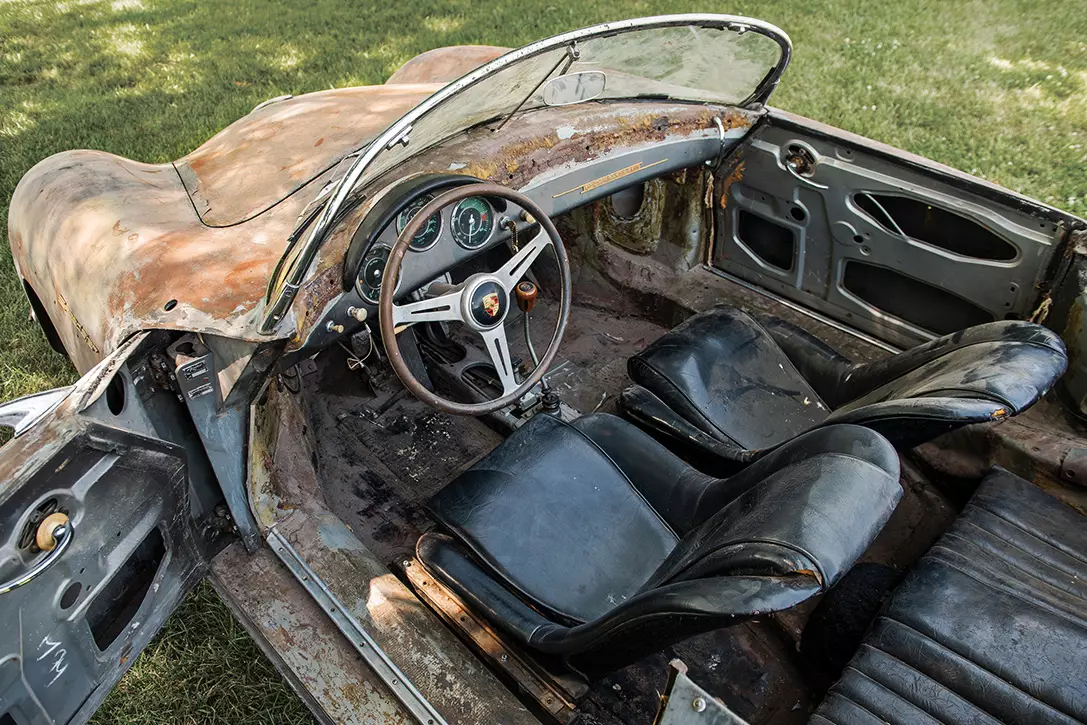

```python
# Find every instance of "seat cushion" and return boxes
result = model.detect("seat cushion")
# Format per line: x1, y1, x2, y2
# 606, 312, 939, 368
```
834, 320, 1068, 415
812, 468, 1087, 725
427, 413, 678, 623
629, 307, 829, 450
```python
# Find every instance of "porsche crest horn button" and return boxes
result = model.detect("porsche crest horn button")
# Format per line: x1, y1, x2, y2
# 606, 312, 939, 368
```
469, 281, 507, 327
482, 292, 501, 318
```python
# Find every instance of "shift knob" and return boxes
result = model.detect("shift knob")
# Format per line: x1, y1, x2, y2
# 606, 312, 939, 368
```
515, 281, 538, 312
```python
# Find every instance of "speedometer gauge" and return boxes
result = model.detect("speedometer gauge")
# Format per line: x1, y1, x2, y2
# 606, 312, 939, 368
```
395, 194, 442, 252
451, 197, 494, 250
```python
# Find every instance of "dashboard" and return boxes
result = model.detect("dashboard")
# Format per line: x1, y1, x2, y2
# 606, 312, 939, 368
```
343, 174, 537, 309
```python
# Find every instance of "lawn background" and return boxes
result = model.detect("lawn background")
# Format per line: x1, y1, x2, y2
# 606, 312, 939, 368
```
1, 0, 1084, 722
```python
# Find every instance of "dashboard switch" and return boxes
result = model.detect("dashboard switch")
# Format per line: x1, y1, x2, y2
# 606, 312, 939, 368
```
326, 320, 345, 334
347, 306, 368, 323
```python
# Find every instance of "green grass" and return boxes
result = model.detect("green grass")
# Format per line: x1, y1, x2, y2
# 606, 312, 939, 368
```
1, 0, 1084, 721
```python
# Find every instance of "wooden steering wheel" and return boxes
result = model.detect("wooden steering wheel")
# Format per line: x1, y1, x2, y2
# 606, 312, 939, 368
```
378, 183, 571, 415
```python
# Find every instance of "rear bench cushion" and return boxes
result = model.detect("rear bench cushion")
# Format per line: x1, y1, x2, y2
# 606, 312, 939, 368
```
812, 467, 1087, 725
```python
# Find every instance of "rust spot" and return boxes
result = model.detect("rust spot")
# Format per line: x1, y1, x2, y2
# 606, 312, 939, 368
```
719, 160, 746, 208
315, 137, 324, 147
112, 220, 130, 236
992, 408, 1009, 419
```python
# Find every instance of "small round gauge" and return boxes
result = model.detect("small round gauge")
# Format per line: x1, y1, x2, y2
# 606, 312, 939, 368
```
451, 197, 494, 250
356, 245, 400, 304
395, 194, 442, 252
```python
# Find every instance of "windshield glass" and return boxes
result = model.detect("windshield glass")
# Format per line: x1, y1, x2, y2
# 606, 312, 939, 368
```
362, 24, 785, 186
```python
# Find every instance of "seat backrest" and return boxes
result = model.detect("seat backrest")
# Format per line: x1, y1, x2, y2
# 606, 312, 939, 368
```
643, 425, 903, 592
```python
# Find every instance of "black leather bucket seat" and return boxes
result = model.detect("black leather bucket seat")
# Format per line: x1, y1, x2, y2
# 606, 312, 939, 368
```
416, 413, 902, 673
620, 307, 1067, 467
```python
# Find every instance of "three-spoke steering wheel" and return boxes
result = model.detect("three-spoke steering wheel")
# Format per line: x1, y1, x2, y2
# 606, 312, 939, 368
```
378, 183, 571, 415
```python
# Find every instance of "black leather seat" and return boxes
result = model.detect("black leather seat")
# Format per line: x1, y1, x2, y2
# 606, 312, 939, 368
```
417, 413, 902, 673
812, 467, 1087, 725
620, 307, 1067, 467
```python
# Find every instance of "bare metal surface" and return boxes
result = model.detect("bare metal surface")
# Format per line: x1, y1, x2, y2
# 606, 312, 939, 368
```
267, 528, 447, 725
654, 660, 750, 725
176, 85, 441, 227
914, 396, 1087, 513
253, 382, 540, 724
405, 558, 580, 723
6, 86, 432, 374
385, 47, 509, 85
9, 150, 299, 373
0, 332, 148, 491
210, 541, 413, 725
274, 509, 541, 725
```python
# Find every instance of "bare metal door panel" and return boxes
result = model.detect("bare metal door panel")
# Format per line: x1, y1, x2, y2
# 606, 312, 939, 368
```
713, 109, 1082, 348
0, 336, 210, 724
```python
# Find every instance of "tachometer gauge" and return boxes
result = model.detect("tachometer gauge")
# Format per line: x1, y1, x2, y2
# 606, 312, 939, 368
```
356, 245, 399, 304
395, 194, 442, 252
451, 197, 494, 250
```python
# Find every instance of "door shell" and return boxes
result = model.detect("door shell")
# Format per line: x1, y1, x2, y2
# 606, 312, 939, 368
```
0, 333, 216, 725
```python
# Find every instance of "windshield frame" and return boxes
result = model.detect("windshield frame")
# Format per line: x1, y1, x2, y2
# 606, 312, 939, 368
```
259, 14, 791, 334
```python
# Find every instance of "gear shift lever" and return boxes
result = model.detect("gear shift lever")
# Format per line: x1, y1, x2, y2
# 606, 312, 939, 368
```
515, 281, 560, 414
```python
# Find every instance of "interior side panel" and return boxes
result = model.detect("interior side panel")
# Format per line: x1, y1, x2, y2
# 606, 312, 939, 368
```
713, 112, 1068, 348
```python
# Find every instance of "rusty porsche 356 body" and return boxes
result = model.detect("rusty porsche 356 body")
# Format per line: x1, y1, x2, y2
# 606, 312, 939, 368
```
3, 14, 1087, 725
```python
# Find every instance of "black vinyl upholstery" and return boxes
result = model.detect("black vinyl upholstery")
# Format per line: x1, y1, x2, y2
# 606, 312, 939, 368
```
419, 413, 902, 672
812, 467, 1087, 725
622, 307, 1067, 465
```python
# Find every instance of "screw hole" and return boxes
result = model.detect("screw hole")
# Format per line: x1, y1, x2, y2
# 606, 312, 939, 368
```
790, 207, 806, 222
852, 234, 864, 244
61, 581, 82, 609
164, 299, 177, 311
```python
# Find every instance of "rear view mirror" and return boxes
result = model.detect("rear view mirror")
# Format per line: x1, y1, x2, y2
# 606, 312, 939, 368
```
542, 71, 607, 106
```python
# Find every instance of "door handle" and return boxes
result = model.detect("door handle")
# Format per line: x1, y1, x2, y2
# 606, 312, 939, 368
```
0, 513, 74, 595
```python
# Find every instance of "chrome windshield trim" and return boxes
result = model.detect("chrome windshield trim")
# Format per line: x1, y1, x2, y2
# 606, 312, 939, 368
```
259, 14, 791, 334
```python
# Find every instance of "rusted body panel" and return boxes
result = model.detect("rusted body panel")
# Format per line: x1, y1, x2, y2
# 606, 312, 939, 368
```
210, 542, 412, 725
177, 85, 441, 226
8, 84, 439, 375
9, 150, 298, 374
385, 46, 509, 85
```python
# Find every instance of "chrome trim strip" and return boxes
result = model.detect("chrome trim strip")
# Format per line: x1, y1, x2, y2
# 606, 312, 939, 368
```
705, 266, 901, 354
0, 386, 72, 437
266, 527, 449, 725
259, 14, 792, 334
